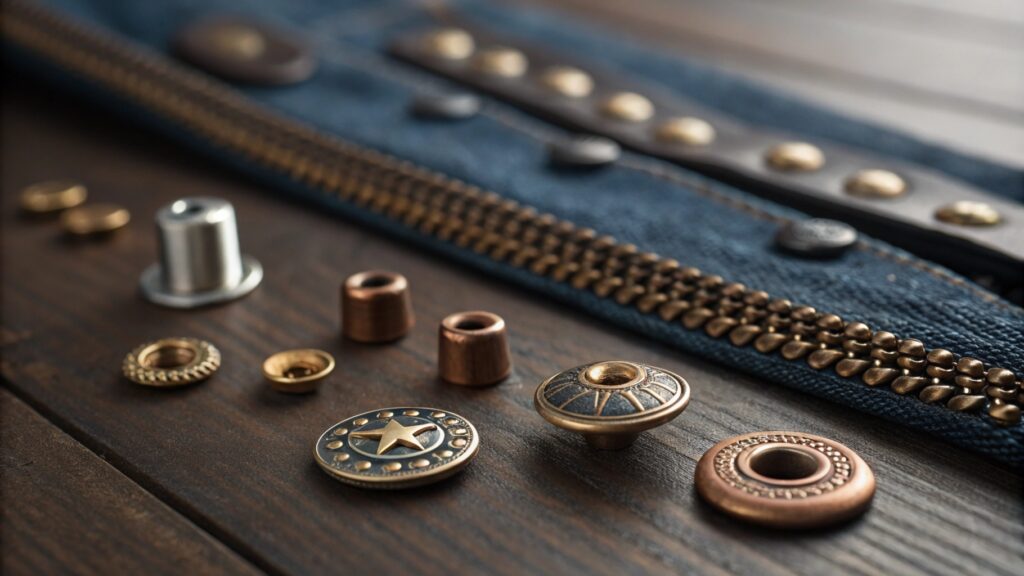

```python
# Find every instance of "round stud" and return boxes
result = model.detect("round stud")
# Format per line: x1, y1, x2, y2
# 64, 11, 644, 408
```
548, 135, 621, 168
424, 28, 475, 60
410, 92, 481, 120
262, 349, 335, 393
122, 337, 221, 387
695, 431, 875, 528
935, 201, 1001, 226
539, 66, 594, 98
844, 169, 907, 199
765, 142, 825, 172
20, 180, 87, 213
341, 270, 415, 343
438, 311, 511, 386
655, 117, 716, 146
600, 92, 654, 122
314, 407, 480, 489
534, 361, 691, 449
775, 218, 858, 259
473, 46, 528, 78
61, 203, 130, 236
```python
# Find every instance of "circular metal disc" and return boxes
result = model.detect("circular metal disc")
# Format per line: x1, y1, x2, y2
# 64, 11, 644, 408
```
139, 255, 262, 309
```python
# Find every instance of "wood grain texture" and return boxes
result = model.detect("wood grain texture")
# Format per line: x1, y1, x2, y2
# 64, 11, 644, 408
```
2, 74, 1022, 575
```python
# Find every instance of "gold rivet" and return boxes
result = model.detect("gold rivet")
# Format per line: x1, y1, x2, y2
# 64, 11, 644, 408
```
765, 142, 825, 172
403, 410, 420, 416
453, 428, 468, 435
935, 201, 1001, 226
601, 92, 654, 122
61, 203, 131, 235
431, 411, 446, 419
326, 440, 344, 450
438, 450, 454, 458
539, 66, 593, 98
411, 459, 431, 469
383, 462, 402, 472
355, 461, 372, 471
333, 428, 348, 436
844, 169, 907, 199
20, 180, 88, 213
451, 438, 468, 448
444, 418, 459, 426
425, 28, 475, 60
655, 117, 716, 146
353, 418, 369, 426
211, 24, 266, 60
333, 453, 350, 462
377, 411, 394, 419
473, 46, 528, 78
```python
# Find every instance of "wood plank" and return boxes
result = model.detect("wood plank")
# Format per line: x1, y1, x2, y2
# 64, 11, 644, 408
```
2, 78, 1022, 575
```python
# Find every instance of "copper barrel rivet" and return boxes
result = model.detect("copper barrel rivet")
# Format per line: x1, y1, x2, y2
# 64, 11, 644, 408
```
122, 337, 221, 387
438, 311, 511, 386
695, 431, 875, 528
262, 349, 335, 393
341, 271, 414, 343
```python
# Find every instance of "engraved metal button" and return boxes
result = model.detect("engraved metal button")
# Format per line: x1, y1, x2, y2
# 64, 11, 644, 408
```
549, 135, 621, 167
765, 141, 825, 172
263, 349, 335, 394
695, 431, 876, 528
424, 28, 475, 60
775, 218, 858, 259
655, 117, 716, 146
139, 197, 262, 308
122, 337, 221, 387
61, 203, 130, 236
173, 17, 316, 85
314, 407, 480, 489
844, 169, 907, 199
439, 311, 511, 386
20, 180, 87, 213
534, 361, 691, 449
539, 66, 594, 98
341, 270, 414, 343
935, 201, 1001, 226
410, 92, 481, 120
600, 92, 654, 122
473, 46, 528, 78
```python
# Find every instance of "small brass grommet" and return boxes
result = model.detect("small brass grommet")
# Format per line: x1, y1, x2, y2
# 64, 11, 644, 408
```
209, 23, 266, 60
438, 311, 511, 386
534, 361, 690, 449
61, 203, 130, 236
473, 46, 528, 78
122, 337, 221, 387
695, 431, 875, 528
600, 92, 654, 122
20, 180, 88, 213
424, 28, 475, 60
655, 117, 716, 146
765, 142, 825, 172
935, 201, 1001, 226
539, 66, 594, 98
341, 270, 415, 343
262, 349, 334, 393
844, 169, 907, 199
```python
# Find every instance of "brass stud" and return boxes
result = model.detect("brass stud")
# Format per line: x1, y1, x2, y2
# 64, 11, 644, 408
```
934, 201, 1001, 226
210, 23, 266, 60
473, 46, 528, 78
655, 117, 716, 146
341, 270, 415, 343
844, 169, 907, 199
765, 142, 825, 172
424, 28, 475, 60
262, 349, 335, 393
20, 180, 88, 213
539, 66, 594, 98
438, 311, 512, 386
600, 92, 654, 122
61, 203, 130, 235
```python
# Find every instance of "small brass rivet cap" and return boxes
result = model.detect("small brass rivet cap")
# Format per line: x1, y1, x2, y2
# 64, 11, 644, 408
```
20, 180, 88, 213
601, 92, 654, 122
534, 361, 690, 449
61, 203, 130, 236
765, 142, 825, 172
935, 201, 1001, 226
341, 271, 415, 343
439, 311, 511, 386
844, 169, 907, 199
122, 337, 221, 387
262, 349, 335, 393
424, 28, 475, 60
473, 46, 528, 78
655, 117, 716, 146
695, 431, 876, 528
539, 66, 594, 98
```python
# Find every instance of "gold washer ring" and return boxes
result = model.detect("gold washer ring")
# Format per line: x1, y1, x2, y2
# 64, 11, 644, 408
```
262, 349, 335, 393
122, 337, 221, 387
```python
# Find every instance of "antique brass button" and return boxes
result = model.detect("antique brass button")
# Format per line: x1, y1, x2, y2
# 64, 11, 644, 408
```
539, 66, 594, 98
438, 311, 511, 386
775, 218, 858, 259
473, 46, 528, 78
600, 92, 654, 122
122, 337, 221, 387
341, 270, 415, 343
534, 361, 691, 449
20, 180, 87, 213
549, 135, 621, 167
844, 169, 907, 199
411, 92, 481, 120
935, 201, 1001, 226
262, 349, 335, 394
765, 142, 825, 172
655, 117, 716, 146
314, 407, 479, 489
61, 203, 130, 236
424, 28, 475, 60
695, 431, 875, 528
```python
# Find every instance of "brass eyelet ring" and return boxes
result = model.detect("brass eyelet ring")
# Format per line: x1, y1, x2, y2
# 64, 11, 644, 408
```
122, 337, 221, 387
262, 349, 335, 393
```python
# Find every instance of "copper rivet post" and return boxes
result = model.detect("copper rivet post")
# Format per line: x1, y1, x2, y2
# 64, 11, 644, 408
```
438, 311, 511, 386
341, 271, 414, 343
262, 349, 335, 393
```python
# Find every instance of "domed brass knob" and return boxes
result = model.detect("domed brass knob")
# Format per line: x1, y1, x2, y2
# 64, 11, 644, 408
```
534, 360, 691, 449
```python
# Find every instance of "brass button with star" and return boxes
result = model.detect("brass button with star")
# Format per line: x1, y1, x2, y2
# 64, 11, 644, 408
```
314, 407, 479, 489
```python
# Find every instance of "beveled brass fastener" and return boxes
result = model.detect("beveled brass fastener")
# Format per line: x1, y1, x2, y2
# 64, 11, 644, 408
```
122, 337, 221, 387
341, 270, 414, 343
262, 349, 335, 394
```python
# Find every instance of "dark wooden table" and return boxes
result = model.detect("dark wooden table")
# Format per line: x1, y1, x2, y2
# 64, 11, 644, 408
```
2, 3, 1023, 575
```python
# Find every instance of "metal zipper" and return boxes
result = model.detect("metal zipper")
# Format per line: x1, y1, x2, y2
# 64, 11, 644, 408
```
4, 0, 1020, 427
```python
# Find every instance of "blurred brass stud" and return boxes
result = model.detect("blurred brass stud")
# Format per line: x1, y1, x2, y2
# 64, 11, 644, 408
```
844, 169, 907, 199
262, 349, 335, 393
935, 201, 1001, 226
425, 28, 475, 60
61, 203, 130, 235
765, 142, 825, 172
341, 270, 415, 343
20, 180, 87, 213
656, 117, 716, 146
601, 92, 654, 122
473, 46, 528, 78
439, 311, 511, 386
540, 66, 594, 98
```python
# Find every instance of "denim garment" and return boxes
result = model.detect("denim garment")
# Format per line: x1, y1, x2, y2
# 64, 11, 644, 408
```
14, 0, 1024, 467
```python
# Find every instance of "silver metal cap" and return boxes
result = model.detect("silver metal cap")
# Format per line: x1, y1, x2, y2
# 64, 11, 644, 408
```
140, 197, 262, 308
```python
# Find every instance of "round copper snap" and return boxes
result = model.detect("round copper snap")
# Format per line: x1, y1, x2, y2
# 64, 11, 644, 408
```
341, 270, 414, 343
695, 431, 875, 528
262, 349, 335, 393
438, 311, 511, 386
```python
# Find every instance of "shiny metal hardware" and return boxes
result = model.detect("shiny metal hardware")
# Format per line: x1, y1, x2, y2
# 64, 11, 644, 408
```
262, 349, 335, 393
139, 197, 262, 308
844, 169, 907, 199
122, 337, 221, 387
424, 28, 475, 60
20, 180, 87, 213
775, 218, 858, 259
539, 65, 594, 98
472, 46, 527, 78
695, 431, 876, 528
534, 361, 691, 449
600, 92, 654, 122
61, 203, 130, 235
655, 117, 716, 146
765, 142, 825, 172
548, 134, 621, 167
314, 407, 480, 489
410, 92, 481, 120
438, 311, 511, 386
935, 201, 1001, 226
341, 270, 414, 343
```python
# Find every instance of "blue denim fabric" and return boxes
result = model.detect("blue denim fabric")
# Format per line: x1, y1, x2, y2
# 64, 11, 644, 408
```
15, 0, 1024, 467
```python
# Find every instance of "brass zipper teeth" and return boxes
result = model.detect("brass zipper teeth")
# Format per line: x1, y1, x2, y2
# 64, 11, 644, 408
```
4, 1, 1020, 427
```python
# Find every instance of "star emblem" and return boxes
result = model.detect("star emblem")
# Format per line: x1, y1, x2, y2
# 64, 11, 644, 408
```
350, 419, 437, 455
